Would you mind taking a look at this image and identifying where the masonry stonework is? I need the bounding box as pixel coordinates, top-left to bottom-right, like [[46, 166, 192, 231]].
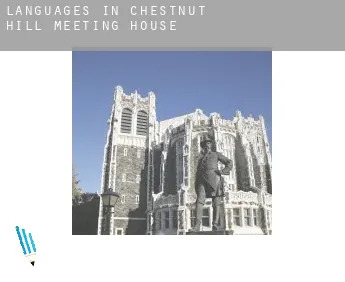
[[98, 86, 272, 235]]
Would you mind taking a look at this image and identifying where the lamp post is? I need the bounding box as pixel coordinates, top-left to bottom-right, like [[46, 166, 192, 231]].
[[101, 188, 120, 235]]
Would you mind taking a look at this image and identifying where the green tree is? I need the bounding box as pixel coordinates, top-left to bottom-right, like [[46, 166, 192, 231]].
[[72, 167, 100, 234], [72, 166, 83, 205]]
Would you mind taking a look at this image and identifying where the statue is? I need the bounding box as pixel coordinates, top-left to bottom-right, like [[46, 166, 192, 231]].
[[194, 134, 233, 231]]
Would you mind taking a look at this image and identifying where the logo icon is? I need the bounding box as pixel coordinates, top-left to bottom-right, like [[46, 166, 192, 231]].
[[15, 226, 36, 266]]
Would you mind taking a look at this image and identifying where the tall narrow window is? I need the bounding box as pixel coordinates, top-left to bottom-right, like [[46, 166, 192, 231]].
[[184, 156, 189, 178], [233, 208, 241, 226], [157, 212, 161, 230], [124, 148, 127, 156], [136, 195, 139, 204], [253, 209, 259, 226], [178, 171, 183, 184], [244, 208, 251, 226], [121, 108, 132, 133], [136, 110, 148, 136], [173, 210, 178, 228], [190, 209, 196, 228], [137, 149, 141, 158], [122, 174, 126, 182], [164, 211, 170, 229], [121, 195, 125, 203], [202, 208, 210, 227]]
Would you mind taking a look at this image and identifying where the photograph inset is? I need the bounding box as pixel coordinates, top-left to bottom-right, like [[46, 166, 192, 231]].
[[72, 51, 272, 235]]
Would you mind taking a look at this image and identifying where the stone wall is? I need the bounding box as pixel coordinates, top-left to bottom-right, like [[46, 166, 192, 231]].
[[265, 164, 272, 194], [187, 135, 200, 199], [251, 145, 262, 189], [163, 140, 177, 196], [114, 218, 147, 235], [114, 145, 147, 229], [235, 136, 250, 191], [153, 145, 162, 194]]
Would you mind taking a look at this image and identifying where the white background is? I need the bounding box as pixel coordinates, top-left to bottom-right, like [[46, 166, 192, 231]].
[[0, 51, 344, 281]]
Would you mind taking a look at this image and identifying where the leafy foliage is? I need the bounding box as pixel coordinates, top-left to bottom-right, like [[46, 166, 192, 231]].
[[72, 194, 100, 235], [71, 166, 101, 234]]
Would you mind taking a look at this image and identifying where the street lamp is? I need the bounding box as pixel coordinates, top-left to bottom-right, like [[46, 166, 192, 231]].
[[101, 188, 120, 235]]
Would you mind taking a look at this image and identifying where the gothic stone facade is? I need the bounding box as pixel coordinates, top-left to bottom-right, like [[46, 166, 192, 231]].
[[97, 86, 272, 235]]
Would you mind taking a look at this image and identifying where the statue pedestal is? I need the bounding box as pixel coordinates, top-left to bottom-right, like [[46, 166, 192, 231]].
[[186, 230, 234, 235]]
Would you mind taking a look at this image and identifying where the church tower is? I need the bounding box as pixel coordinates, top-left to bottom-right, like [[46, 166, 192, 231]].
[[97, 86, 272, 235], [97, 86, 157, 235]]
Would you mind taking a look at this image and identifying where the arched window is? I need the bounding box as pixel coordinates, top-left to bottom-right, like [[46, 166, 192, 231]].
[[136, 110, 148, 136], [121, 108, 132, 133]]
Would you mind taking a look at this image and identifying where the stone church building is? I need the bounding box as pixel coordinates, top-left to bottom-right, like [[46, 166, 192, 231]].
[[97, 86, 272, 235]]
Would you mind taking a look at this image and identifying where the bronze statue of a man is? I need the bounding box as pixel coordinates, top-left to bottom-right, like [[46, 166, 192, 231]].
[[194, 135, 233, 231]]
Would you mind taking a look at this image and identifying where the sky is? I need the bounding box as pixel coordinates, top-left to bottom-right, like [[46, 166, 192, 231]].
[[72, 51, 272, 193]]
